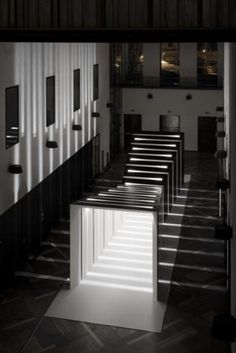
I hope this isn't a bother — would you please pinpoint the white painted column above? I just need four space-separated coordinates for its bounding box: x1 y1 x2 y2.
143 43 160 86
180 43 197 87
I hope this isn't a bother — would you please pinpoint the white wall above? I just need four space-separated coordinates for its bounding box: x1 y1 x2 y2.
0 42 110 216
122 88 223 151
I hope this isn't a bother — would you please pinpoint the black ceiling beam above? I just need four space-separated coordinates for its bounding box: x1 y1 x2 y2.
0 28 236 42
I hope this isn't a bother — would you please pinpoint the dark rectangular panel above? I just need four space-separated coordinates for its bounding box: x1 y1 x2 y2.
93 64 99 101
153 0 161 27
165 0 178 27
74 68 80 111
216 0 229 27
202 0 215 27
179 0 198 27
6 86 19 149
105 0 117 27
46 76 55 127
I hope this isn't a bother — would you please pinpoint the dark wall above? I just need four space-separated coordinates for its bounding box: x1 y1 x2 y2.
0 140 93 282
0 0 235 30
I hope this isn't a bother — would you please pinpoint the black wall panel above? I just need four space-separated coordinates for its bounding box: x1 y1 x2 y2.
0 140 94 282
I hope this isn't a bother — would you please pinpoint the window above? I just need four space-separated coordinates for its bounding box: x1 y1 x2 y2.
93 64 99 100
160 43 180 87
123 43 143 86
46 76 55 127
74 69 80 111
197 43 218 87
6 86 19 149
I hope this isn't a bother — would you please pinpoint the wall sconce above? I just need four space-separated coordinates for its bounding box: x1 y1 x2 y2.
147 93 153 99
92 112 100 118
72 124 82 131
216 106 224 112
8 164 23 174
186 94 192 100
46 141 58 148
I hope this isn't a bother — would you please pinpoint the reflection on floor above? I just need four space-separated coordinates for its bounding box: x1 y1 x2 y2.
0 152 230 353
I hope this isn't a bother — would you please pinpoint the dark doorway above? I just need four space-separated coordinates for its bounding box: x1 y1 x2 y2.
198 116 217 153
124 114 142 148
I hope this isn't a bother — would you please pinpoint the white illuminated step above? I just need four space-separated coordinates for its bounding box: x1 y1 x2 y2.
132 147 175 152
123 176 163 182
129 153 173 158
130 158 172 163
127 169 167 175
132 143 177 147
134 135 181 139
126 163 168 169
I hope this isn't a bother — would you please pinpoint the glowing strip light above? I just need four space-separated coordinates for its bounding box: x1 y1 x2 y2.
108 242 152 250
123 176 163 181
129 158 172 164
82 279 152 293
134 136 181 140
134 134 181 138
124 182 162 189
85 198 153 209
107 190 157 198
126 164 168 169
127 169 167 175
132 143 177 147
129 153 173 158
97 193 155 203
132 147 176 152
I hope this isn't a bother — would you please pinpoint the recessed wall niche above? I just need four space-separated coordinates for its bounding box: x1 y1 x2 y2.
74 69 80 111
93 64 99 100
6 85 19 149
46 76 55 127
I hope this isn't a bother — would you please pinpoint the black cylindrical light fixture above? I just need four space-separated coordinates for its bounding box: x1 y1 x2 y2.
72 124 82 131
46 141 58 148
92 112 100 118
8 164 23 174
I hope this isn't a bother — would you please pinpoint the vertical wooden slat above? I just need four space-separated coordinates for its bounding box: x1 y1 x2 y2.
105 0 115 27
117 0 129 27
28 0 39 27
129 0 148 28
197 0 203 27
160 0 167 27
183 0 198 27
9 0 16 27
216 0 229 27
153 0 161 28
165 0 178 27
71 0 82 27
59 0 68 27
39 0 51 27
16 0 25 27
82 0 96 27
51 0 59 28
0 0 9 27
96 0 106 27
229 0 236 27
202 0 215 27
